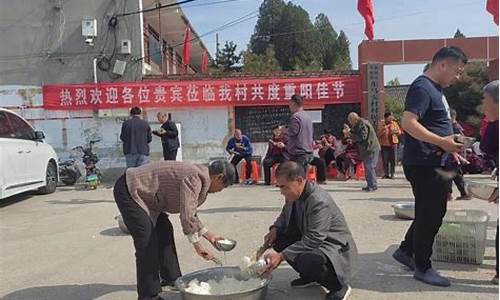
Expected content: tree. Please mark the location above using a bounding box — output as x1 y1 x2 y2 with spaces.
335 31 351 70
387 77 401 86
444 62 489 137
215 41 241 73
454 29 465 38
385 95 405 121
314 13 338 70
242 45 281 73
249 1 322 71
274 3 321 70
249 0 286 55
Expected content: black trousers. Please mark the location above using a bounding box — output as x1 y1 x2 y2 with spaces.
230 154 252 183
335 156 356 176
399 166 449 272
381 145 397 177
162 144 177 161
322 148 336 167
263 155 286 185
448 166 467 196
273 225 342 292
310 157 327 183
114 174 181 298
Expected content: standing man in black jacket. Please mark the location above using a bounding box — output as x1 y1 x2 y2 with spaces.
120 107 152 168
153 112 180 161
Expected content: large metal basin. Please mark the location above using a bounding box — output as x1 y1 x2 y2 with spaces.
392 202 415 220
175 266 270 300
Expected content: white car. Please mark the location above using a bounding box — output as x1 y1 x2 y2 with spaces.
0 108 58 199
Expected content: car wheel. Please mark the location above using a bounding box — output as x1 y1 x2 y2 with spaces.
39 161 57 194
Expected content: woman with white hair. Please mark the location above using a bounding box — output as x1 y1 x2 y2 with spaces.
480 80 498 284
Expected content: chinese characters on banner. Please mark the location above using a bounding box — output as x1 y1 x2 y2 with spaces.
367 64 381 129
43 76 362 110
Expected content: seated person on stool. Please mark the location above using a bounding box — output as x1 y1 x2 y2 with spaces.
262 161 357 300
319 129 337 168
312 140 328 184
226 128 254 184
263 125 286 185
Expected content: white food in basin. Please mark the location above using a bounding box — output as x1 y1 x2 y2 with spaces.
218 239 234 245
184 276 264 295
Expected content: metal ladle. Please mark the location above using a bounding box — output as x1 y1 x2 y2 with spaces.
214 238 237 252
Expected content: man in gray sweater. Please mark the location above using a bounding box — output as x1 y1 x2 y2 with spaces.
283 94 314 170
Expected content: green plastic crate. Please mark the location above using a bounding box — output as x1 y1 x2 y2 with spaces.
432 210 489 265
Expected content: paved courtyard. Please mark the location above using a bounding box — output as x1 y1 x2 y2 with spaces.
1 167 498 300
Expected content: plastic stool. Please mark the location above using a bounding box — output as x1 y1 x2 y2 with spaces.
327 166 338 179
355 163 365 180
307 166 317 182
241 160 260 182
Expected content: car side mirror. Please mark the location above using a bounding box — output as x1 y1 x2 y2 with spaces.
35 131 45 141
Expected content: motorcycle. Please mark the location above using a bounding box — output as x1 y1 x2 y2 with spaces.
74 139 102 189
58 157 82 186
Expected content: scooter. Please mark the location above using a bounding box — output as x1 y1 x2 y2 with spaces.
74 139 102 189
58 158 82 185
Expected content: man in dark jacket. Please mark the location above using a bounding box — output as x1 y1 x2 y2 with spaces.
120 107 152 168
263 161 357 300
263 125 286 185
153 112 180 161
347 112 381 191
226 129 254 184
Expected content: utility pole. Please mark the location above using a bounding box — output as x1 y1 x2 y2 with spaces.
216 33 220 59
157 1 162 73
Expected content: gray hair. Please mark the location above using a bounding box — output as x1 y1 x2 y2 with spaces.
276 161 305 181
208 160 235 187
484 80 499 104
290 94 304 107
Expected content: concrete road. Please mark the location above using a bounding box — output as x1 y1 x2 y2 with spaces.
1 168 498 300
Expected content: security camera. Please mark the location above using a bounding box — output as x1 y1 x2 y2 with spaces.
85 37 94 46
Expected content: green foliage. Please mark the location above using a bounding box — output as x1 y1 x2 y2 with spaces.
385 95 405 122
444 62 489 134
314 13 338 70
387 77 401 86
249 0 286 55
273 2 320 70
248 0 351 71
242 45 281 73
335 31 351 70
215 41 241 73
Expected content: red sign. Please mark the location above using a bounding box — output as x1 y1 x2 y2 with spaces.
42 76 361 110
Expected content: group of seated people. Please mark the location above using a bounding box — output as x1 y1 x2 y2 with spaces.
312 125 363 183
225 125 362 185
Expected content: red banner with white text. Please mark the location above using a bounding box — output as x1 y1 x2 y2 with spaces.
42 76 361 110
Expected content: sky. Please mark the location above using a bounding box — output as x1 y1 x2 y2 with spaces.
180 0 499 84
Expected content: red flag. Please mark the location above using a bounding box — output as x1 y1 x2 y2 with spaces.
487 0 499 25
201 48 208 74
358 0 375 40
183 26 191 72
